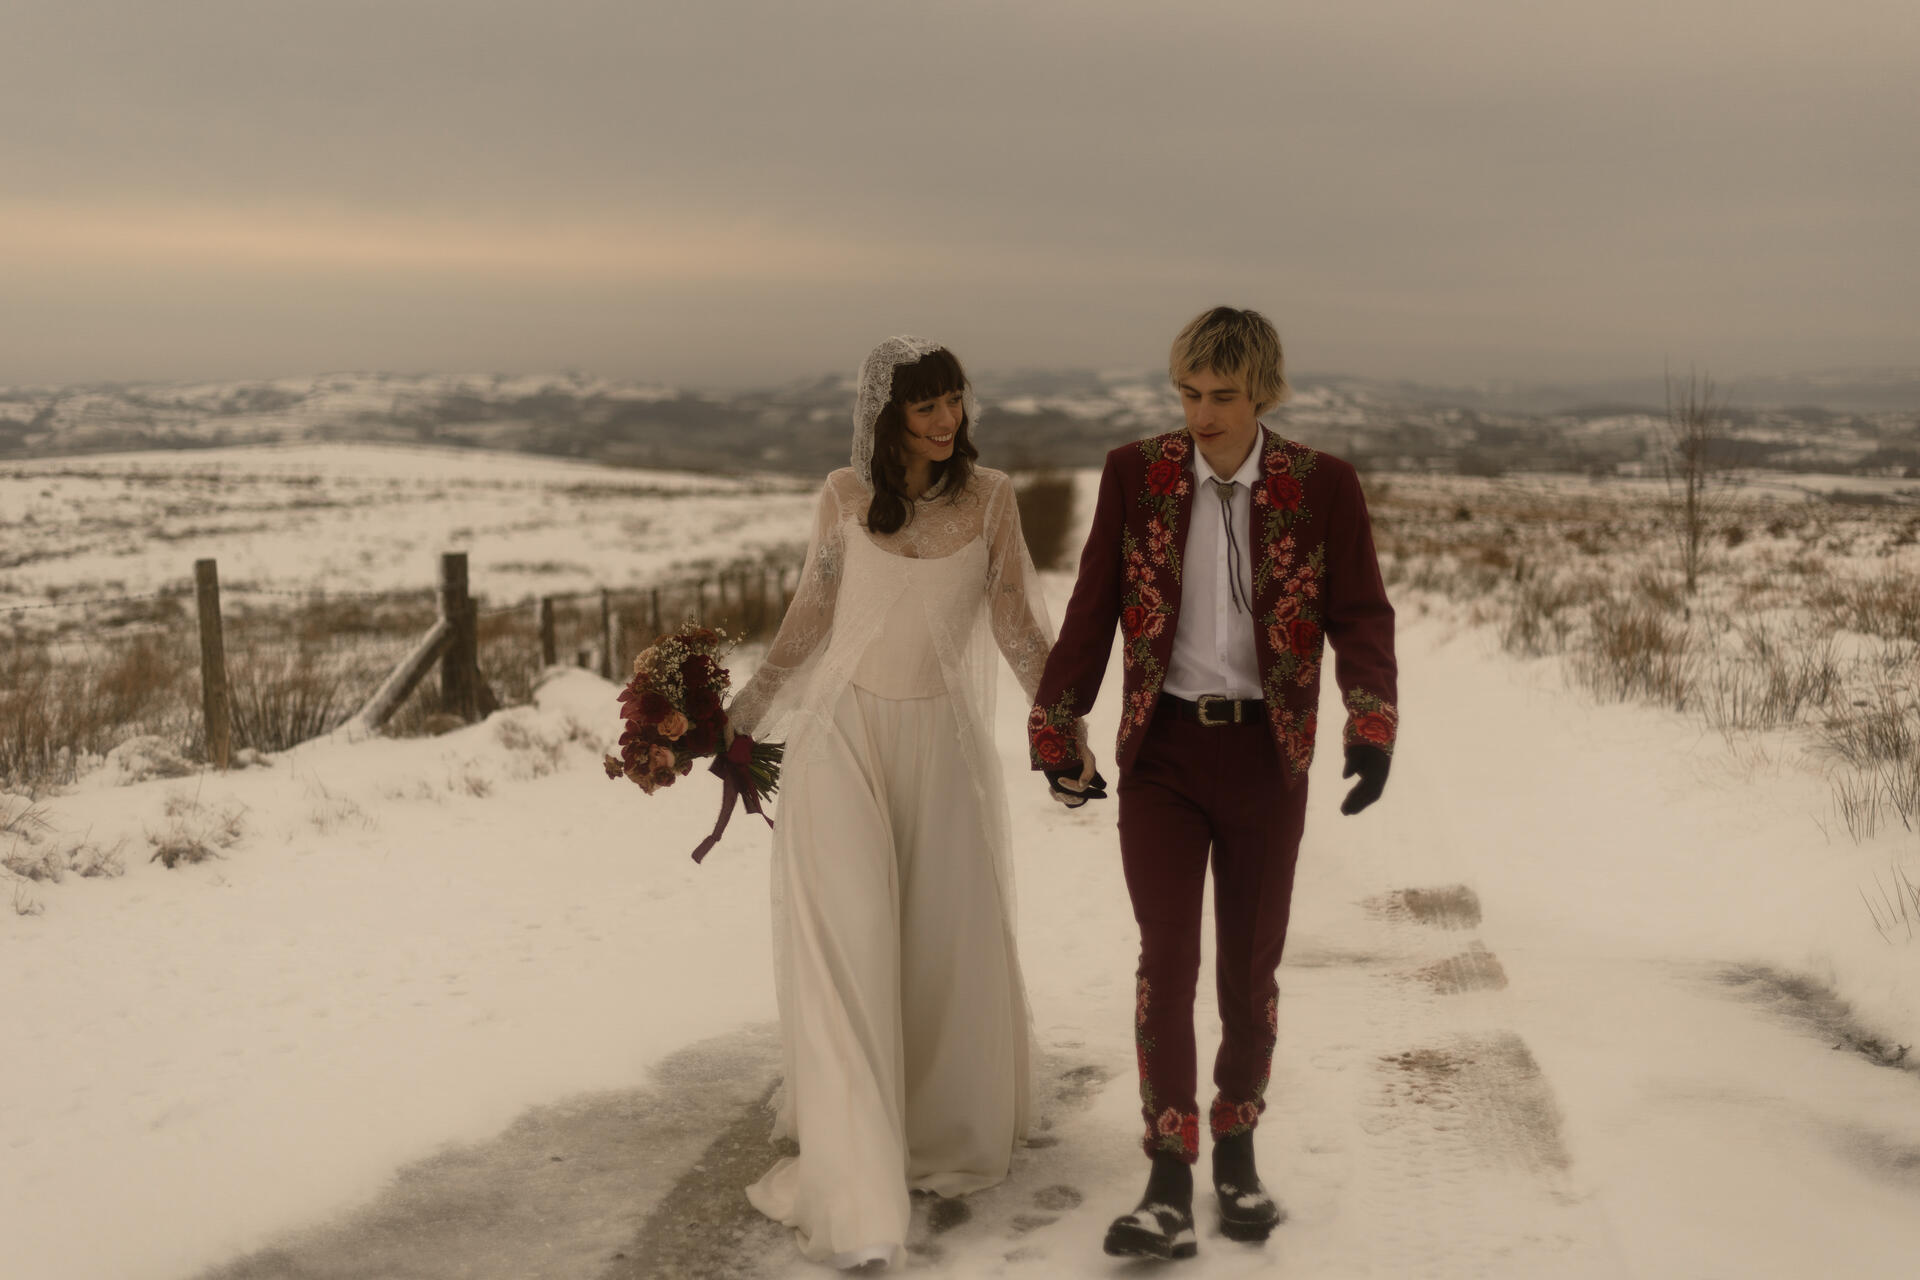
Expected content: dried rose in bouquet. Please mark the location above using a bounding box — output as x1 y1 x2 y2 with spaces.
603 623 782 860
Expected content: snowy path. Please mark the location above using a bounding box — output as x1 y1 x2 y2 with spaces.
10 604 1920 1279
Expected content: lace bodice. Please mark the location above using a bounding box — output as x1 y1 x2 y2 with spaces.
727 468 1058 738
846 536 985 698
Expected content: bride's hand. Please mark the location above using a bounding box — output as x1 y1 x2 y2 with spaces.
1046 745 1106 807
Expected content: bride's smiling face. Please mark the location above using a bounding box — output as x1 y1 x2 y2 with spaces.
899 390 964 465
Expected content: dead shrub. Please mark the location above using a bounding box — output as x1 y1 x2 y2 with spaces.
0 628 196 791
1698 619 1842 734
1500 575 1601 657
1014 472 1078 571
1819 680 1917 769
226 645 354 752
1814 570 1920 644
1573 597 1694 710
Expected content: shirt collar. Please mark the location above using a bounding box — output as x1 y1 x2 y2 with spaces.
1191 431 1264 489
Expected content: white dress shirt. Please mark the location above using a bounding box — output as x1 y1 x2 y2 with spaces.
1162 437 1264 701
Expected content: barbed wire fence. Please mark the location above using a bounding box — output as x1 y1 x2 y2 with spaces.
1 550 801 791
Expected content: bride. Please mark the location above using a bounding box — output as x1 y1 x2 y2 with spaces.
725 336 1092 1269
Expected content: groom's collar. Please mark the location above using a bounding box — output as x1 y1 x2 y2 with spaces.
1189 432 1264 489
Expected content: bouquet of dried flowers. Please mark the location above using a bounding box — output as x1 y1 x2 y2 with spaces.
603 624 782 860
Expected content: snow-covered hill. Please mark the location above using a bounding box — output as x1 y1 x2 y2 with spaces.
6 367 1917 479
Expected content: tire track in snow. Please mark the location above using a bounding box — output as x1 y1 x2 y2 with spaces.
1297 881 1623 1277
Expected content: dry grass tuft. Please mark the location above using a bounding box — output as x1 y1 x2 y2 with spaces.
148 793 247 869
1698 619 1843 735
1861 865 1920 944
1814 570 1920 644
227 646 354 752
1571 596 1694 710
1 627 196 791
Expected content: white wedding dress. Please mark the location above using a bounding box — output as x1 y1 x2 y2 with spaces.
726 463 1059 1268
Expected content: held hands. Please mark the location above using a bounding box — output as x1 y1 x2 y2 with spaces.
1340 743 1391 815
1044 745 1108 809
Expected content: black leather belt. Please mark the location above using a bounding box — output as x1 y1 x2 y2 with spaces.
1158 692 1265 727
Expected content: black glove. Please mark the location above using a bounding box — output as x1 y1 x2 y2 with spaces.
1340 744 1390 816
1044 766 1109 807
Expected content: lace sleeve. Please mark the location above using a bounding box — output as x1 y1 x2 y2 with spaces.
727 479 843 737
983 472 1060 707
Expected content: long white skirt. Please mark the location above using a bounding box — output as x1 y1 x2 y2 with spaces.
746 683 1027 1266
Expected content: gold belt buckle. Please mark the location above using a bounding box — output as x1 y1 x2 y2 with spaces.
1195 694 1233 727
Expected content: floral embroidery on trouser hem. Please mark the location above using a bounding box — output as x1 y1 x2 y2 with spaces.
1213 992 1278 1139
1144 1106 1200 1162
1209 1094 1266 1140
1134 975 1200 1163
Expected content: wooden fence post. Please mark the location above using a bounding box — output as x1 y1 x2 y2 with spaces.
194 558 231 769
695 579 707 624
599 588 614 679
538 596 557 666
439 552 478 721
649 586 661 639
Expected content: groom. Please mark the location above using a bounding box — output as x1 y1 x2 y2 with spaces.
1029 306 1397 1260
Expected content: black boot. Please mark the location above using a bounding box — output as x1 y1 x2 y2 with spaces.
1103 1154 1197 1261
1212 1130 1282 1241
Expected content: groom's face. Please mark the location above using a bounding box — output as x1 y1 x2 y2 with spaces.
1177 367 1260 472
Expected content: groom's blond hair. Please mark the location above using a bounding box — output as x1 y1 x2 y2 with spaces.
1169 306 1290 416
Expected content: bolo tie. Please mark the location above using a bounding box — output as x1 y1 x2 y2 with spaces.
1211 477 1253 615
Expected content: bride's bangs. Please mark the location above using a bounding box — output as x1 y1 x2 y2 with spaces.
890 348 967 411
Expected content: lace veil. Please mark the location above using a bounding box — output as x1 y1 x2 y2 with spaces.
849 335 984 489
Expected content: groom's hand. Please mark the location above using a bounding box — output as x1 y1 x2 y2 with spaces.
1045 748 1107 808
1340 744 1391 816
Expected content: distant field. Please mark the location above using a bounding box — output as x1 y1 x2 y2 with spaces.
0 443 816 626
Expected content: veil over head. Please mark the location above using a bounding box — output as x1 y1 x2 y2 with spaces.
850 335 983 489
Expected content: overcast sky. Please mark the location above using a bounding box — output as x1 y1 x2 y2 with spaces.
2 0 1915 389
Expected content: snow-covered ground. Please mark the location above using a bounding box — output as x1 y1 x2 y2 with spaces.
1 443 813 623
5 454 1920 1279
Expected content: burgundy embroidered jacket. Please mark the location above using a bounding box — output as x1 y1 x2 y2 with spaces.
1029 426 1397 782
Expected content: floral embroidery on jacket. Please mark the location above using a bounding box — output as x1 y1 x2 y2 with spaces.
1248 433 1338 777
1343 687 1399 755
1250 436 1319 592
1113 432 1193 756
1028 691 1081 769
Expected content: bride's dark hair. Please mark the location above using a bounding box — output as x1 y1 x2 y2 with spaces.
866 347 979 536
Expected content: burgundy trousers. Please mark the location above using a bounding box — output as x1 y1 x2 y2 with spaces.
1118 706 1309 1163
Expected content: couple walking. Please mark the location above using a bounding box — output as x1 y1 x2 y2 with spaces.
722 306 1398 1269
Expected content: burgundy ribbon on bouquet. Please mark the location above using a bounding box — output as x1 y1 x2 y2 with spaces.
690 733 772 863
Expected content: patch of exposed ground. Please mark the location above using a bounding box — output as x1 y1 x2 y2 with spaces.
1379 1031 1571 1179
1413 942 1510 994
1365 884 1484 930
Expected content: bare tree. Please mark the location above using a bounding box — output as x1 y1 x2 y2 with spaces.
1661 367 1729 596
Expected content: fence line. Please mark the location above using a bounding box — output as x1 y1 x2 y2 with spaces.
167 552 798 763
